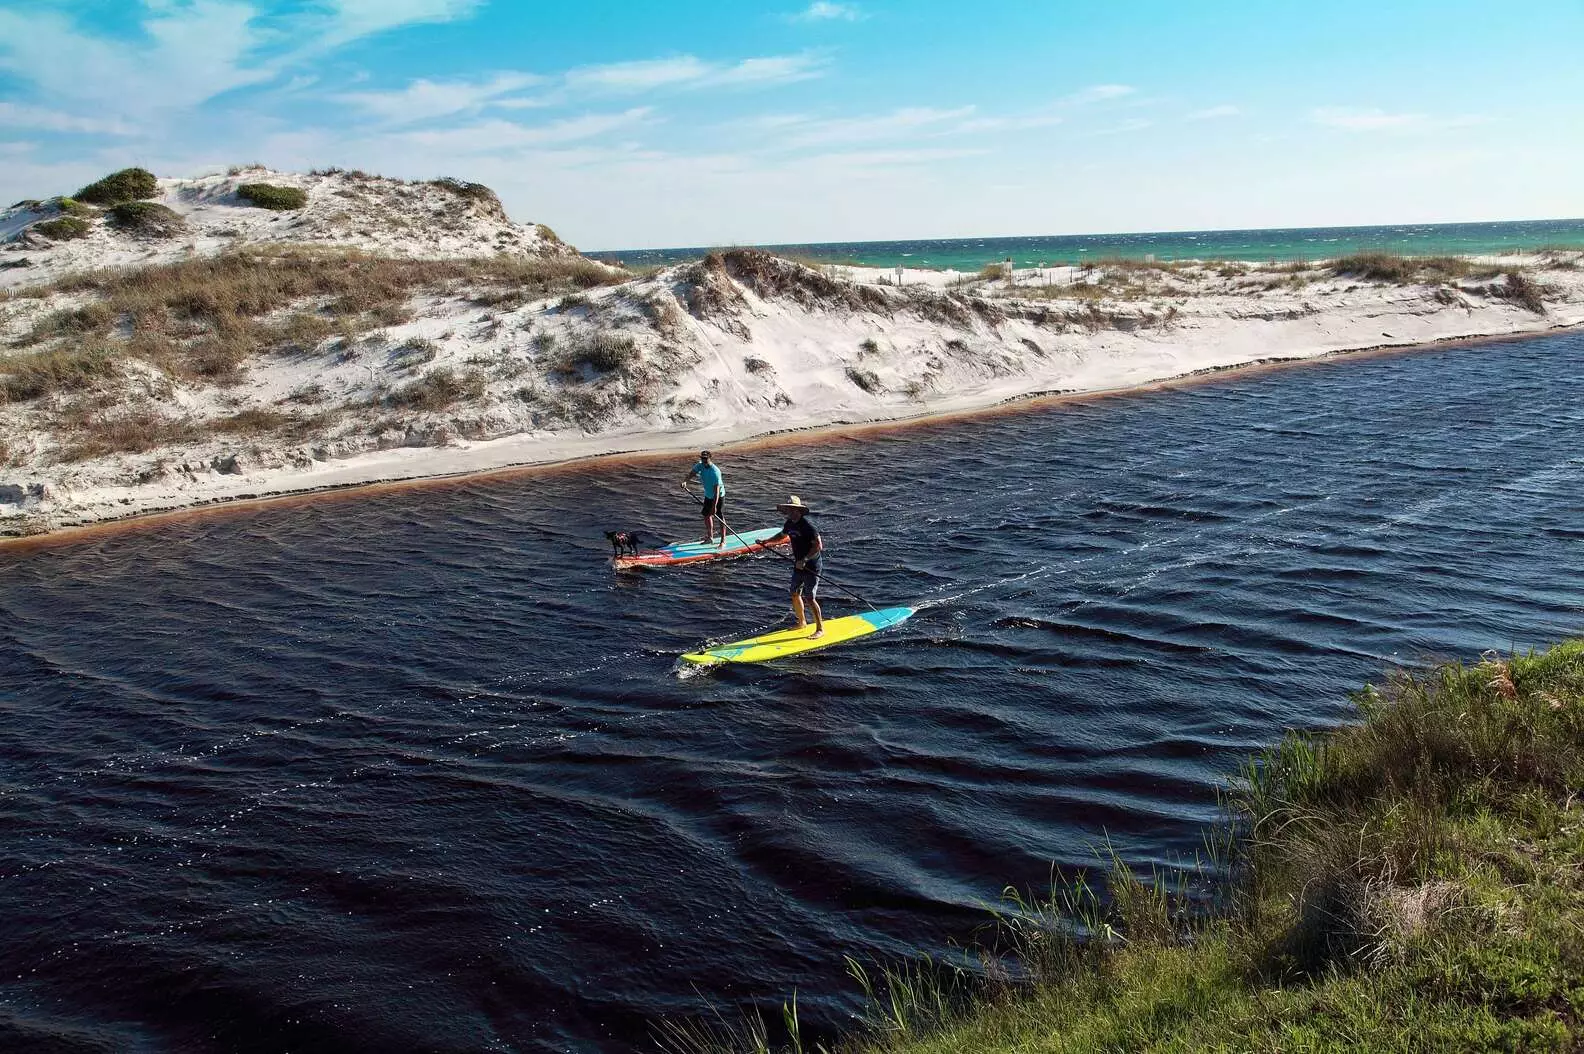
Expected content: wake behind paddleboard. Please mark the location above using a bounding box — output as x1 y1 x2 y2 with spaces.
681 606 915 666
614 526 788 570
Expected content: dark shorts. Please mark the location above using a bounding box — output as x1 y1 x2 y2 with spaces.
701 495 724 518
790 563 820 599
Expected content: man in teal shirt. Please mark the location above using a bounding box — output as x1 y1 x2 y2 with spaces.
684 450 727 547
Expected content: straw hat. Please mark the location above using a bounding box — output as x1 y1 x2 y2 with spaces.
775 494 811 515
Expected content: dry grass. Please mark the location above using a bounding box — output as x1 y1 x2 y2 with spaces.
550 332 639 376
845 365 883 393
0 345 121 402
385 367 487 410
1496 270 1547 314
1330 253 1499 283
53 406 196 462
10 248 625 392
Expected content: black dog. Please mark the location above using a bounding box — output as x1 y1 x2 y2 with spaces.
604 530 645 557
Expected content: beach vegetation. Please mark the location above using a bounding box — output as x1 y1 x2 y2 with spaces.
859 338 879 355
51 401 197 462
1495 270 1547 314
0 345 121 402
662 640 1584 1053
74 167 158 206
428 177 497 204
743 356 773 374
391 338 440 368
385 366 487 410
1330 253 1500 284
236 183 308 211
551 332 639 376
845 366 883 393
12 248 625 389
979 262 1011 281
32 217 92 241
107 201 187 237
54 197 96 217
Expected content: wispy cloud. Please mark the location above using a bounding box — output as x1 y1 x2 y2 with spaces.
954 113 1065 133
738 101 1069 148
0 0 488 129
338 73 544 124
774 106 976 147
1310 107 1486 132
308 0 486 50
1094 117 1153 135
788 2 862 21
0 102 138 136
1065 84 1135 105
1187 105 1240 121
566 53 826 93
393 109 655 154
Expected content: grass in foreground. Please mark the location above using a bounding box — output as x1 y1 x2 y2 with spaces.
662 641 1584 1053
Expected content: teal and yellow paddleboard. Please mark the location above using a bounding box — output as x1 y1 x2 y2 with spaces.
681 606 915 666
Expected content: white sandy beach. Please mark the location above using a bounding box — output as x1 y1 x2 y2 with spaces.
3 168 1582 539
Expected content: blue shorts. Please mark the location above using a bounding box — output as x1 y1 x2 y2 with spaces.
790 564 820 599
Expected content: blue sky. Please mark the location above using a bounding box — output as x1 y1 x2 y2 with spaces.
1 0 1580 249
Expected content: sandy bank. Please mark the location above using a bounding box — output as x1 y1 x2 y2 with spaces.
4 177 1583 540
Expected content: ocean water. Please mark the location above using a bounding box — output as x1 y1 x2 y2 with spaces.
2 332 1582 1052
591 217 1584 271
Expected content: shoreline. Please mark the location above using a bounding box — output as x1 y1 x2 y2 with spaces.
4 320 1577 553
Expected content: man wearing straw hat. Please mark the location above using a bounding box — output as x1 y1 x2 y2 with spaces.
765 495 824 638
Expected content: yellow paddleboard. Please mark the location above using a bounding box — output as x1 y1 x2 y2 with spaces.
681 607 915 666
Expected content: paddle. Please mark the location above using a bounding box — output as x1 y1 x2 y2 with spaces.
683 481 878 612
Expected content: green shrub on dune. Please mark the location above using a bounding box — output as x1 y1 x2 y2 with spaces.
107 200 186 237
74 167 158 206
237 183 308 211
33 217 92 241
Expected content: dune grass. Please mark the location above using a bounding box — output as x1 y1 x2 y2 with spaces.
236 183 308 211
1330 253 1505 284
661 641 1584 1053
9 247 625 389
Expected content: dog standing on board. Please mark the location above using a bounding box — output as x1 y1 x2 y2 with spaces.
604 530 645 558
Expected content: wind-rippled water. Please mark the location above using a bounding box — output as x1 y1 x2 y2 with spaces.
2 332 1582 1052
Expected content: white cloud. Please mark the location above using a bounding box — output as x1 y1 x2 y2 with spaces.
566 53 826 93
1065 84 1135 104
338 72 544 124
0 102 138 136
1094 118 1153 135
309 0 485 50
790 2 862 21
794 147 985 167
0 0 487 130
0 2 272 119
953 113 1065 134
770 106 976 147
1187 105 1239 121
394 109 655 154
713 54 827 86
1310 107 1487 132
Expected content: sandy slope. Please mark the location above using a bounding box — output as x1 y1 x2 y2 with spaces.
2 171 1581 537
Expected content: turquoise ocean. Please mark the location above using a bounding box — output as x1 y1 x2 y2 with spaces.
592 216 1584 271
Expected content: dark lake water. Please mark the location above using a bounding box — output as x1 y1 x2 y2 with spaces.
2 332 1582 1052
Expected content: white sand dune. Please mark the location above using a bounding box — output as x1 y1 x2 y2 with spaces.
2 168 1581 537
